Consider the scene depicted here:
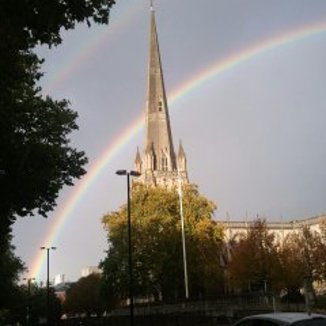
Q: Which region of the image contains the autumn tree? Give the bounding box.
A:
[101,183,223,305]
[317,220,326,281]
[277,232,307,302]
[279,224,326,300]
[227,219,282,293]
[299,226,324,289]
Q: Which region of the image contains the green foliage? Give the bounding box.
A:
[0,233,25,320]
[101,183,223,304]
[0,0,116,49]
[28,286,62,325]
[0,0,116,320]
[0,1,118,223]
[101,184,325,304]
[1,282,61,325]
[64,274,106,316]
[0,0,121,226]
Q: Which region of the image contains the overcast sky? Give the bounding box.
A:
[13,0,326,283]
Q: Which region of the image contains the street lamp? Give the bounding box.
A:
[40,246,56,325]
[116,169,140,326]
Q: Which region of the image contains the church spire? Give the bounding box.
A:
[134,5,188,187]
[145,6,176,170]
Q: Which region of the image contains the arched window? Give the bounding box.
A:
[152,152,157,170]
[161,155,168,171]
[158,99,163,112]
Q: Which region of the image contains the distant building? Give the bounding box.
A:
[54,282,73,303]
[54,273,65,286]
[219,214,326,294]
[53,274,74,303]
[219,214,326,243]
[81,266,101,278]
[133,6,188,188]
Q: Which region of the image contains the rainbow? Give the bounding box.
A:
[42,2,142,94]
[30,21,326,279]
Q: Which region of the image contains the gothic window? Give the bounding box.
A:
[150,146,157,170]
[158,99,163,112]
[152,153,157,170]
[161,155,168,171]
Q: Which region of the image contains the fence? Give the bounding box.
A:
[61,293,313,326]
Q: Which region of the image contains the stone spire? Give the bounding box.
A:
[134,5,188,187]
[177,141,187,174]
[134,147,142,172]
[145,6,176,170]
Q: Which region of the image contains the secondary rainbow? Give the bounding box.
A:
[30,21,326,279]
[42,2,142,94]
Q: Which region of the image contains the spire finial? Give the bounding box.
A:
[150,0,154,11]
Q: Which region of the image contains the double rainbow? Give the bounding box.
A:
[30,20,326,279]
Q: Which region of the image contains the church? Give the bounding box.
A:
[133,4,188,188]
[130,4,325,238]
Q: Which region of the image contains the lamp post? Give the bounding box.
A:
[116,169,140,326]
[40,246,56,325]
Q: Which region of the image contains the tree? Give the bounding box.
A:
[0,281,62,325]
[0,1,115,49]
[278,232,307,302]
[0,0,116,317]
[29,285,62,325]
[227,219,282,293]
[317,221,326,281]
[0,237,25,324]
[101,183,223,305]
[64,274,106,316]
[279,225,326,301]
[0,48,87,316]
[0,0,117,229]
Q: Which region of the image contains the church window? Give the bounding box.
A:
[152,153,157,170]
[161,155,168,171]
[158,99,163,111]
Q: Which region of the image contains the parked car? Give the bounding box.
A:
[233,312,326,326]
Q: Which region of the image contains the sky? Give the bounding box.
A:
[13,0,326,283]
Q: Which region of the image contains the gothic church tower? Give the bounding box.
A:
[134,5,188,187]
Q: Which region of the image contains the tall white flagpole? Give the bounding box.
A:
[178,170,189,299]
